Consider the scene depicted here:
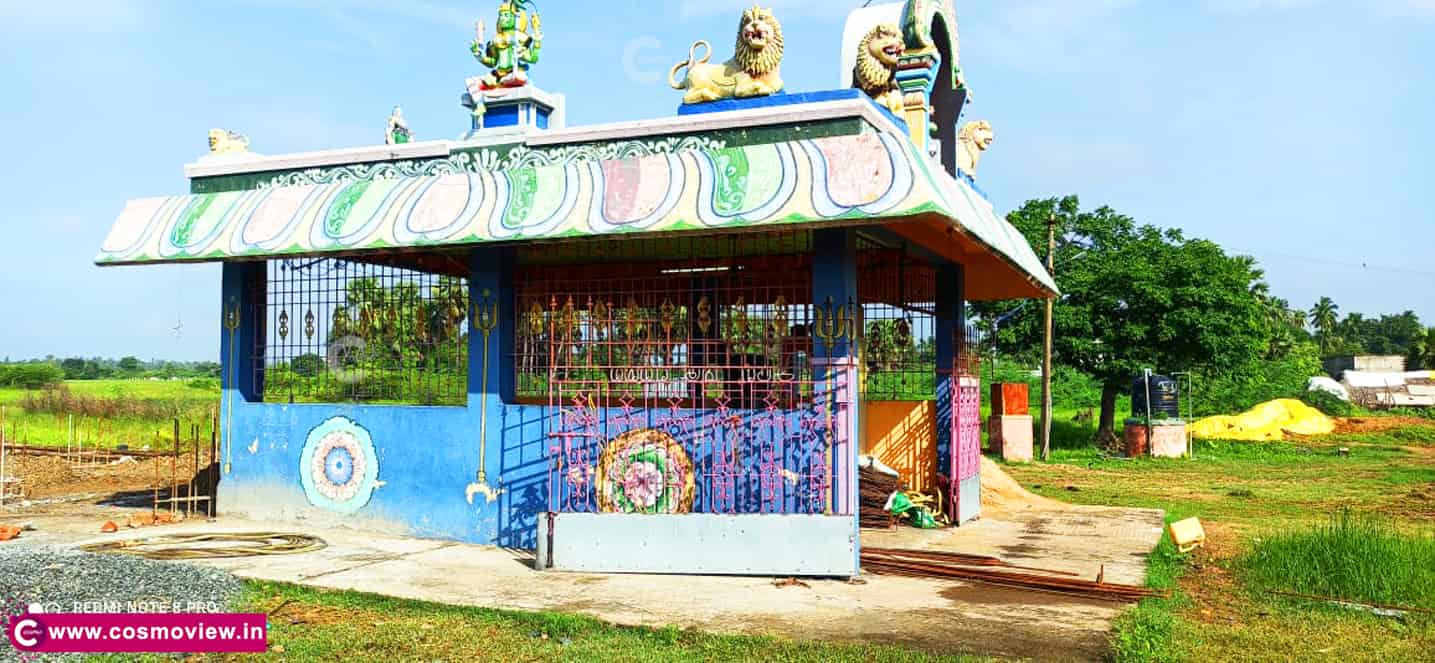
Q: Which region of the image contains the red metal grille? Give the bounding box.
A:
[516,232,854,515]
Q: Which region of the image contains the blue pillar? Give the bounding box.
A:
[218,262,263,480]
[220,262,264,403]
[467,247,516,540]
[811,229,861,575]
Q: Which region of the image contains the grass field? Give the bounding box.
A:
[106,582,986,663]
[1001,419,1435,662]
[0,379,219,451]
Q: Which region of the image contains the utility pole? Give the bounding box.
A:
[1041,214,1056,462]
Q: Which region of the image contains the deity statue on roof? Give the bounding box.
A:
[470,0,543,90]
[385,106,412,145]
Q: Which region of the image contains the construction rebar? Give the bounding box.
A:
[862,547,1083,577]
[861,548,1160,602]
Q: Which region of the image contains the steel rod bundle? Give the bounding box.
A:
[863,547,1083,576]
[859,466,901,529]
[861,547,1160,602]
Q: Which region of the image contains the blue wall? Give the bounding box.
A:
[217,249,550,547]
[216,234,964,549]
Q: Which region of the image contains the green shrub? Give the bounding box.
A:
[1192,342,1322,416]
[1238,509,1435,610]
[291,353,326,378]
[1301,389,1361,417]
[0,363,65,389]
[1387,407,1435,421]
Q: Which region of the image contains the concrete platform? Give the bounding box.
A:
[2,500,1164,661]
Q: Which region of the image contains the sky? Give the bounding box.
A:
[0,0,1431,362]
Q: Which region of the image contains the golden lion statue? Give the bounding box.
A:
[853,23,906,114]
[669,6,784,104]
[957,120,994,176]
[207,129,250,155]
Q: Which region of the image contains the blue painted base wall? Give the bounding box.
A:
[218,397,549,548]
[217,397,843,549]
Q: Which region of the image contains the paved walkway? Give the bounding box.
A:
[5,500,1163,661]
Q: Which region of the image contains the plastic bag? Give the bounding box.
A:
[883,491,940,529]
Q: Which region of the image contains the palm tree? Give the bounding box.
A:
[1409,328,1435,370]
[1308,297,1339,353]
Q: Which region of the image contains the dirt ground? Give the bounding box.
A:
[1334,415,1435,434]
[1,450,206,501]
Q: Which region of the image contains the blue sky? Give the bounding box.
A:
[1,0,1431,361]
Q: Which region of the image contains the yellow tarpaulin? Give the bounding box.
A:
[1189,399,1335,441]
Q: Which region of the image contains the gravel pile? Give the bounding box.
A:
[0,543,243,613]
[0,544,245,661]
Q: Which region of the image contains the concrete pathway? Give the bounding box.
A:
[4,501,1164,661]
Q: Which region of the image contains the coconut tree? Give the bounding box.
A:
[1308,297,1339,354]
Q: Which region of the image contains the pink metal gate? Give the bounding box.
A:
[950,333,982,524]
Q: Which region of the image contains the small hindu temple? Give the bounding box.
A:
[94,1,1055,577]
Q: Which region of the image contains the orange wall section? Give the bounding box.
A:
[862,400,938,493]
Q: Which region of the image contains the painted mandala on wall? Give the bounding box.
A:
[299,417,380,513]
[595,429,695,514]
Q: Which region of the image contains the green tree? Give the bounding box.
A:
[1308,297,1339,354]
[0,363,65,389]
[971,196,1269,441]
[1407,328,1435,370]
[1327,310,1424,357]
[118,356,142,373]
[60,357,88,380]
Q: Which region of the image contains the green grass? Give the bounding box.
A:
[193,581,989,662]
[1239,510,1435,610]
[1320,425,1435,447]
[1111,519,1189,663]
[0,379,219,450]
[1004,418,1435,662]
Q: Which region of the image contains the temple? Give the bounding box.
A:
[93,0,1054,577]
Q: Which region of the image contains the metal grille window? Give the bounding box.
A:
[517,231,858,515]
[514,246,817,406]
[859,246,938,400]
[254,257,469,406]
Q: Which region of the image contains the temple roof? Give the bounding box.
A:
[95,94,1055,300]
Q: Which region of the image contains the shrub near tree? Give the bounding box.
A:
[972,196,1271,441]
[0,363,65,389]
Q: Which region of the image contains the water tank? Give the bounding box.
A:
[1132,375,1180,419]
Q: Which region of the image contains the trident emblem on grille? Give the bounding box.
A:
[813,296,854,345]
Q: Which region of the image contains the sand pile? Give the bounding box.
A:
[979,457,1072,513]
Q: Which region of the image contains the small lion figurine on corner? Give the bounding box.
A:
[207,129,249,155]
[853,23,906,115]
[669,6,784,104]
[957,120,995,176]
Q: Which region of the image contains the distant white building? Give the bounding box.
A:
[1323,355,1406,379]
